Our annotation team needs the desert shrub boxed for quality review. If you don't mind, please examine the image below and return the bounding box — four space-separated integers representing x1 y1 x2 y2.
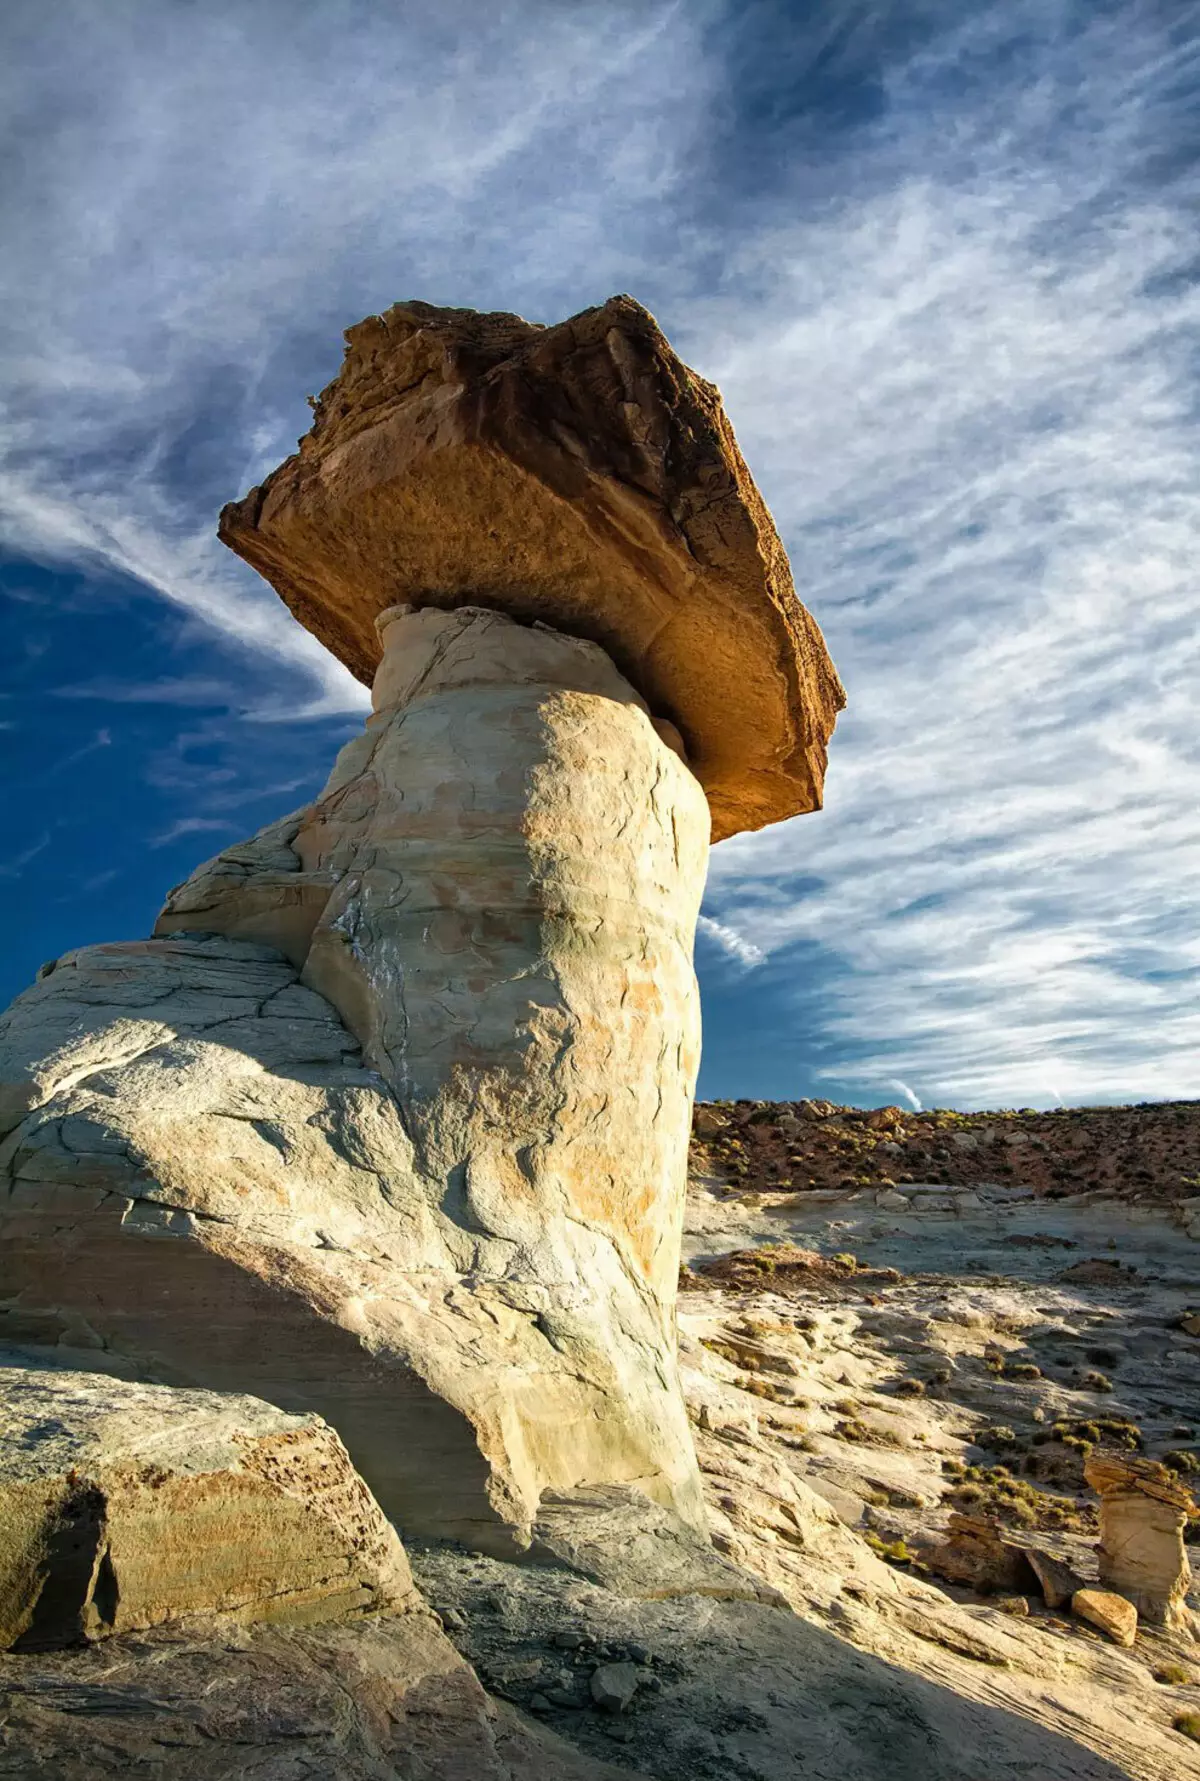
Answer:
1174 1713 1200 1744
1163 1449 1200 1476
1154 1663 1193 1685
893 1378 926 1397
1083 1371 1114 1393
864 1531 912 1566
976 1425 1018 1449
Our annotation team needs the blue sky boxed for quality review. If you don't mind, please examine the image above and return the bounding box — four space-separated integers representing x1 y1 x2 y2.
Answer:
2 0 1198 1110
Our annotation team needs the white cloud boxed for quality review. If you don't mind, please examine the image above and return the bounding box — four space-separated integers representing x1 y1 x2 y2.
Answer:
0 0 710 712
697 915 765 969
695 2 1200 1106
3 0 1198 1106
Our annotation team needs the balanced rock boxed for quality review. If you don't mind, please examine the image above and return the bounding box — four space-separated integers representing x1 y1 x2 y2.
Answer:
0 1349 414 1650
0 299 841 1560
218 296 844 843
1085 1452 1195 1629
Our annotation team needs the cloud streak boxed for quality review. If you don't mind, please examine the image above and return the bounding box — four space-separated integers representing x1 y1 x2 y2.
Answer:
3 0 1198 1106
698 1 1200 1105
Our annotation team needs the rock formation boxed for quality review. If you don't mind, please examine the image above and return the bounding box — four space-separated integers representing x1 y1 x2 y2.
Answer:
0 1348 414 1650
218 295 845 843
0 298 842 1557
1085 1451 1195 1630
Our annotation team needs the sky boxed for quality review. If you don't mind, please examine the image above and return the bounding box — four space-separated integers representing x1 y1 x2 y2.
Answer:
2 0 1198 1111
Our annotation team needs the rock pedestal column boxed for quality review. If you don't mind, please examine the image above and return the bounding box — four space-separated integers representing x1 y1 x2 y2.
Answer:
154 601 709 1546
1085 1453 1195 1630
297 603 710 1315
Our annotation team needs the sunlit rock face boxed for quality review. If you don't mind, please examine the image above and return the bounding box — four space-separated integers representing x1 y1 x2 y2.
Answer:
295 605 711 1311
0 608 710 1551
0 294 842 1561
218 295 845 842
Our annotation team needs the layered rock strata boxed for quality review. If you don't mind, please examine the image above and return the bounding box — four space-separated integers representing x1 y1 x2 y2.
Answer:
0 606 710 1551
0 1350 414 1650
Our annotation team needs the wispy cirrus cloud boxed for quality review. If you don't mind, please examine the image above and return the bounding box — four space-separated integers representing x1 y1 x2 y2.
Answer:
2 0 1198 1106
697 914 766 970
0 0 712 718
696 1 1200 1106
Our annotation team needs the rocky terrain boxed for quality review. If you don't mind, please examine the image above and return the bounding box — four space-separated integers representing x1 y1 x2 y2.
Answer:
691 1096 1200 1209
0 300 1194 1777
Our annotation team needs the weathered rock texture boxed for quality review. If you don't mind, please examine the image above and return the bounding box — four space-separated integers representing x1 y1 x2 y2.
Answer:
0 607 710 1552
218 295 845 842
0 1350 414 1650
1085 1452 1195 1630
0 1613 635 1781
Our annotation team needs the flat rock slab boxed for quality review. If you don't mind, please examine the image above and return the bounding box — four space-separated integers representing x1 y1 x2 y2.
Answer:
219 295 844 841
0 1614 636 1780
412 1543 1148 1780
0 1349 414 1649
526 1484 783 1605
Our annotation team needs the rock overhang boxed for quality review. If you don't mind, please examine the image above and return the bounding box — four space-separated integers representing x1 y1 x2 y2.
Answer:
219 294 845 844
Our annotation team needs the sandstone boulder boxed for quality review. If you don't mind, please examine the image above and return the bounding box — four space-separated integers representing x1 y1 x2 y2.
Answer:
913 1514 1040 1596
218 296 844 842
1072 1587 1138 1647
0 1349 414 1650
1025 1545 1087 1611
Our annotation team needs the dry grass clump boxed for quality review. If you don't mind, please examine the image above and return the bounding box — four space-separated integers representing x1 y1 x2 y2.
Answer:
689 1244 901 1294
1153 1662 1193 1685
1174 1712 1200 1744
945 1463 1095 1534
864 1531 914 1566
981 1349 1044 1381
836 1416 906 1449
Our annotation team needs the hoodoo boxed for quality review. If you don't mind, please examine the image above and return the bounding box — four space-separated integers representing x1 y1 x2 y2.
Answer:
0 297 842 1552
